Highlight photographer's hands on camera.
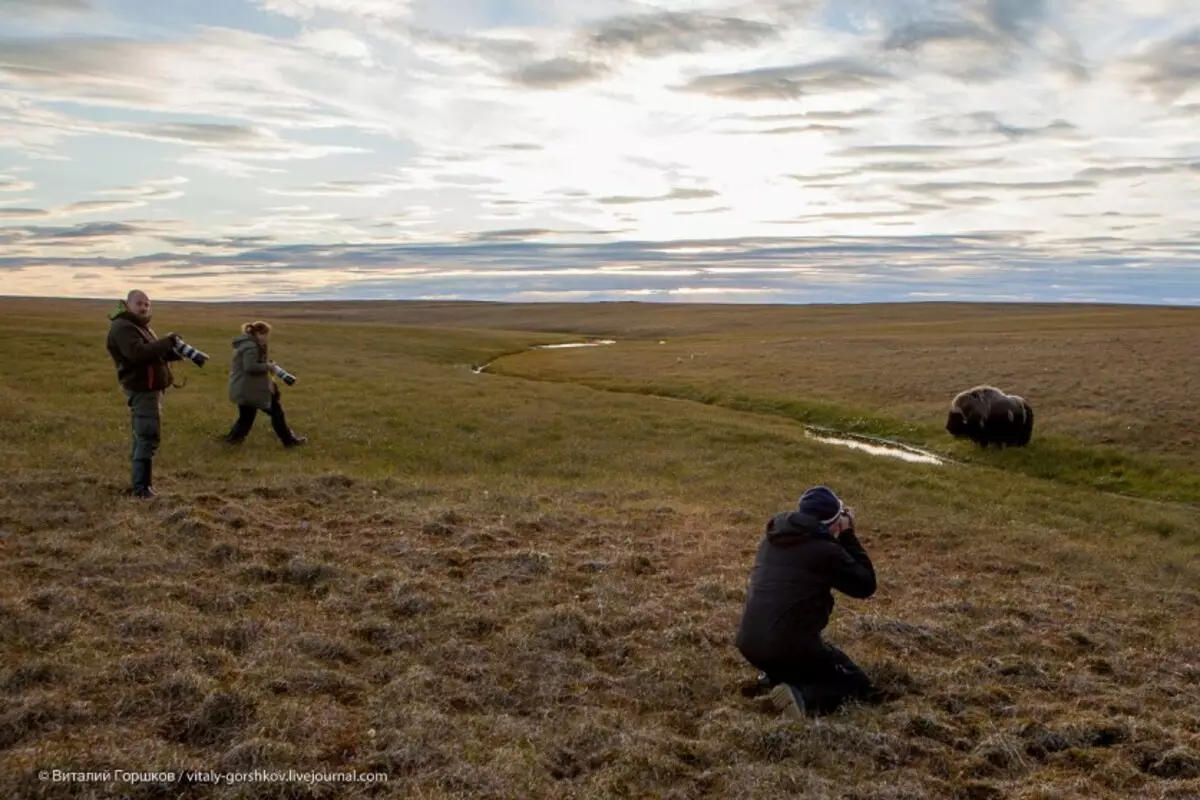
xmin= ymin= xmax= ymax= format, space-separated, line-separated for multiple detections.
xmin=830 ymin=506 xmax=857 ymax=540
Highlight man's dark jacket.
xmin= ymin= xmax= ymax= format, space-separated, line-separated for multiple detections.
xmin=735 ymin=510 xmax=876 ymax=667
xmin=106 ymin=306 xmax=179 ymax=392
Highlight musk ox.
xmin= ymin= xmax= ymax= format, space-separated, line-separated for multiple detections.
xmin=945 ymin=385 xmax=1034 ymax=448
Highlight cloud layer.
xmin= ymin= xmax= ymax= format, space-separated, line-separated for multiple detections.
xmin=0 ymin=0 xmax=1198 ymax=303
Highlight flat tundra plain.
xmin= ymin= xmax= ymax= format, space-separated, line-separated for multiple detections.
xmin=1 ymin=298 xmax=1198 ymax=800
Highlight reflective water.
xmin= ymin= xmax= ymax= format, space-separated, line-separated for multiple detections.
xmin=473 ymin=340 xmax=615 ymax=373
xmin=804 ymin=430 xmax=945 ymax=465
xmin=532 ymin=339 xmax=617 ymax=350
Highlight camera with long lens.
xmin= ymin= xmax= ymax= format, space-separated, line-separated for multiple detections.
xmin=270 ymin=363 xmax=297 ymax=386
xmin=172 ymin=337 xmax=208 ymax=367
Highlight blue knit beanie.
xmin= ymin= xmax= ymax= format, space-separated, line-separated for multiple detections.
xmin=798 ymin=485 xmax=844 ymax=524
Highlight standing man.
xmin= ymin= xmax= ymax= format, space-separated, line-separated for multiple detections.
xmin=735 ymin=485 xmax=879 ymax=717
xmin=105 ymin=290 xmax=180 ymax=498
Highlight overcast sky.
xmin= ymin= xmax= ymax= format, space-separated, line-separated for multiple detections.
xmin=1 ymin=0 xmax=1198 ymax=304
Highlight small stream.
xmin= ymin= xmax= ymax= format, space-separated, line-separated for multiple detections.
xmin=804 ymin=429 xmax=945 ymax=465
xmin=472 ymin=339 xmax=615 ymax=374
xmin=472 ymin=339 xmax=947 ymax=466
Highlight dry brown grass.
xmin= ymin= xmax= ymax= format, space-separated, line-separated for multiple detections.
xmin=3 ymin=473 xmax=1198 ymax=799
xmin=1 ymin=297 xmax=1198 ymax=799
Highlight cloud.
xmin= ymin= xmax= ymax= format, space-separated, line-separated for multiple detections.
xmin=677 ymin=205 xmax=731 ymax=215
xmin=680 ymin=58 xmax=894 ymax=100
xmin=297 ymin=29 xmax=374 ymax=64
xmin=108 ymin=123 xmax=368 ymax=170
xmin=127 ymin=123 xmax=264 ymax=145
xmin=0 ymin=175 xmax=183 ymax=223
xmin=507 ymin=58 xmax=610 ymax=89
xmin=921 ymin=112 xmax=1078 ymax=140
xmin=466 ymin=228 xmax=622 ymax=241
xmin=1075 ymin=163 xmax=1196 ymax=180
xmin=0 ymin=0 xmax=92 ymax=15
xmin=742 ymin=123 xmax=855 ymax=135
xmin=255 ymin=0 xmax=412 ymax=20
xmin=858 ymin=158 xmax=1008 ymax=174
xmin=871 ymin=0 xmax=1086 ymax=82
xmin=0 ymin=29 xmax=392 ymax=166
xmin=62 ymin=200 xmax=145 ymax=214
xmin=4 ymin=234 xmax=1194 ymax=306
xmin=98 ymin=176 xmax=188 ymax=201
xmin=883 ymin=20 xmax=1002 ymax=54
xmin=5 ymin=221 xmax=144 ymax=241
xmin=0 ymin=177 xmax=36 ymax=193
xmin=1129 ymin=27 xmax=1200 ymax=99
xmin=265 ymin=178 xmax=407 ymax=197
xmin=597 ymin=187 xmax=720 ymax=205
xmin=667 ymin=188 xmax=719 ymax=201
xmin=771 ymin=210 xmax=917 ymax=222
xmin=837 ymin=145 xmax=988 ymax=157
xmin=743 ymin=109 xmax=878 ymax=122
xmin=586 ymin=12 xmax=779 ymax=57
xmin=158 ymin=235 xmax=277 ymax=249
xmin=903 ymin=179 xmax=1097 ymax=195
xmin=501 ymin=10 xmax=784 ymax=90
xmin=2 ymin=0 xmax=1199 ymax=303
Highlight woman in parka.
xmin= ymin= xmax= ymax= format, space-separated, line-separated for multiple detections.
xmin=223 ymin=320 xmax=306 ymax=447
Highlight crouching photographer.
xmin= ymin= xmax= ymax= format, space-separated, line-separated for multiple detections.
xmin=223 ymin=320 xmax=306 ymax=448
xmin=106 ymin=289 xmax=206 ymax=498
xmin=735 ymin=486 xmax=881 ymax=717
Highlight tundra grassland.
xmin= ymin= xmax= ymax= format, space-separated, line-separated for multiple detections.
xmin=1 ymin=298 xmax=1198 ymax=800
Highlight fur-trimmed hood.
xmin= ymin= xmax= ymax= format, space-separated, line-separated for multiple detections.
xmin=108 ymin=299 xmax=153 ymax=327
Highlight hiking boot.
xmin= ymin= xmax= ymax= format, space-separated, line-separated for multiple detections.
xmin=768 ymin=683 xmax=808 ymax=720
xmin=131 ymin=459 xmax=156 ymax=498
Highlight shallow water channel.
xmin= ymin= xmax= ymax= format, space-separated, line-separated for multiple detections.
xmin=473 ymin=340 xmax=946 ymax=466
xmin=803 ymin=430 xmax=945 ymax=465
xmin=471 ymin=339 xmax=615 ymax=373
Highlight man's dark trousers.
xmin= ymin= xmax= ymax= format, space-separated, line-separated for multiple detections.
xmin=124 ymin=388 xmax=162 ymax=494
xmin=759 ymin=640 xmax=875 ymax=715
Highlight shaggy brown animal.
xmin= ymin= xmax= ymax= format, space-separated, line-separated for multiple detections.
xmin=945 ymin=385 xmax=1034 ymax=448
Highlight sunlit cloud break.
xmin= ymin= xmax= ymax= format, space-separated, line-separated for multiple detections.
xmin=0 ymin=0 xmax=1198 ymax=304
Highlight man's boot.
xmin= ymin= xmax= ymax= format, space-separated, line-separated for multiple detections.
xmin=767 ymin=683 xmax=808 ymax=720
xmin=131 ymin=459 xmax=155 ymax=498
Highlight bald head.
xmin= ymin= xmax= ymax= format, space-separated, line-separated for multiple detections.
xmin=125 ymin=290 xmax=150 ymax=318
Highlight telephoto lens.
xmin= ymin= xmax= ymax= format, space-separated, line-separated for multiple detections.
xmin=173 ymin=339 xmax=209 ymax=367
xmin=270 ymin=363 xmax=297 ymax=386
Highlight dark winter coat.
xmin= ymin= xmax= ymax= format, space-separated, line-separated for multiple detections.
xmin=735 ymin=511 xmax=876 ymax=668
xmin=228 ymin=333 xmax=273 ymax=410
xmin=105 ymin=306 xmax=179 ymax=392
